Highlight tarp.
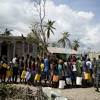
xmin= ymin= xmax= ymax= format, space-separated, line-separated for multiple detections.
xmin=47 ymin=47 xmax=81 ymax=54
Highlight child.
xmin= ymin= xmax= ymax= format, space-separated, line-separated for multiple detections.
xmin=6 ymin=63 xmax=13 ymax=83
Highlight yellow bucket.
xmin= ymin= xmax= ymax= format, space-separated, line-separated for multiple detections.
xmin=21 ymin=70 xmax=26 ymax=79
xmin=34 ymin=74 xmax=41 ymax=81
xmin=6 ymin=70 xmax=13 ymax=78
xmin=84 ymin=72 xmax=91 ymax=80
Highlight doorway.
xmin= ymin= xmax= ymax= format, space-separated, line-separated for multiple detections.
xmin=1 ymin=41 xmax=8 ymax=59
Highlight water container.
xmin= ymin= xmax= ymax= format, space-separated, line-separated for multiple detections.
xmin=34 ymin=74 xmax=41 ymax=81
xmin=55 ymin=97 xmax=68 ymax=100
xmin=25 ymin=71 xmax=31 ymax=81
xmin=53 ymin=75 xmax=59 ymax=82
xmin=84 ymin=72 xmax=91 ymax=80
xmin=76 ymin=77 xmax=82 ymax=85
xmin=21 ymin=70 xmax=26 ymax=79
xmin=59 ymin=80 xmax=65 ymax=89
xmin=66 ymin=77 xmax=72 ymax=85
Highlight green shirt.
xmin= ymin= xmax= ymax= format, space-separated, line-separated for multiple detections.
xmin=76 ymin=60 xmax=82 ymax=76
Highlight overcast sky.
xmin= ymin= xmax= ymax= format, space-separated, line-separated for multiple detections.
xmin=0 ymin=0 xmax=100 ymax=52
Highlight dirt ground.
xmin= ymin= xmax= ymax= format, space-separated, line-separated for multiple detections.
xmin=13 ymin=84 xmax=100 ymax=100
xmin=49 ymin=87 xmax=100 ymax=100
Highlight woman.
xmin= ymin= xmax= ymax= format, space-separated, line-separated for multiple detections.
xmin=50 ymin=59 xmax=58 ymax=88
xmin=34 ymin=57 xmax=41 ymax=85
xmin=40 ymin=58 xmax=44 ymax=80
xmin=19 ymin=56 xmax=25 ymax=82
xmin=2 ymin=61 xmax=8 ymax=82
xmin=82 ymin=57 xmax=90 ymax=87
xmin=58 ymin=60 xmax=64 ymax=80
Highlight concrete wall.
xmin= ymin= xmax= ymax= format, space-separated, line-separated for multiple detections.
xmin=88 ymin=52 xmax=100 ymax=60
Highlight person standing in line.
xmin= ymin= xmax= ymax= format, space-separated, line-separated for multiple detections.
xmin=86 ymin=58 xmax=93 ymax=77
xmin=12 ymin=57 xmax=19 ymax=83
xmin=92 ymin=57 xmax=97 ymax=86
xmin=58 ymin=60 xmax=63 ymax=79
xmin=82 ymin=57 xmax=88 ymax=87
xmin=29 ymin=56 xmax=33 ymax=69
xmin=76 ymin=57 xmax=82 ymax=77
xmin=19 ymin=56 xmax=25 ymax=82
xmin=31 ymin=58 xmax=36 ymax=84
xmin=95 ymin=55 xmax=100 ymax=92
xmin=12 ymin=54 xmax=17 ymax=65
xmin=92 ymin=58 xmax=97 ymax=68
xmin=35 ymin=57 xmax=41 ymax=74
xmin=2 ymin=61 xmax=8 ymax=82
xmin=71 ymin=61 xmax=77 ymax=86
xmin=44 ymin=54 xmax=50 ymax=84
xmin=51 ymin=59 xmax=58 ymax=88
xmin=34 ymin=57 xmax=41 ymax=85
xmin=25 ymin=54 xmax=30 ymax=69
xmin=12 ymin=55 xmax=17 ymax=83
xmin=40 ymin=58 xmax=44 ymax=81
xmin=0 ymin=61 xmax=3 ymax=82
xmin=86 ymin=58 xmax=94 ymax=86
xmin=6 ymin=62 xmax=13 ymax=83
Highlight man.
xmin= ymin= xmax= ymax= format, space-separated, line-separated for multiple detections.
xmin=95 ymin=55 xmax=100 ymax=92
xmin=86 ymin=58 xmax=93 ymax=77
xmin=44 ymin=54 xmax=50 ymax=83
xmin=12 ymin=55 xmax=18 ymax=83
xmin=12 ymin=54 xmax=18 ymax=65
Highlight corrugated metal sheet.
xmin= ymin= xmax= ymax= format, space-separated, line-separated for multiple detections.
xmin=47 ymin=47 xmax=81 ymax=54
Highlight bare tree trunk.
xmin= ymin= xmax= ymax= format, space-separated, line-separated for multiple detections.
xmin=33 ymin=0 xmax=47 ymax=57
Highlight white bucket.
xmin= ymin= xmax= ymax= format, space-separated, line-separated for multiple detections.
xmin=59 ymin=80 xmax=65 ymax=89
xmin=66 ymin=78 xmax=72 ymax=85
xmin=76 ymin=77 xmax=82 ymax=85
xmin=55 ymin=97 xmax=68 ymax=100
xmin=25 ymin=71 xmax=31 ymax=81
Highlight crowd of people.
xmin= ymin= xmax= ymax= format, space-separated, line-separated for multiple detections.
xmin=0 ymin=53 xmax=100 ymax=91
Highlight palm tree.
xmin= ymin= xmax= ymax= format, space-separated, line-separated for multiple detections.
xmin=58 ymin=32 xmax=71 ymax=48
xmin=27 ymin=32 xmax=40 ymax=45
xmin=72 ymin=40 xmax=80 ymax=51
xmin=3 ymin=28 xmax=12 ymax=36
xmin=45 ymin=20 xmax=55 ymax=39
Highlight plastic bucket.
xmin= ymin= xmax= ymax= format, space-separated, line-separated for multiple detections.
xmin=25 ymin=71 xmax=31 ymax=81
xmin=55 ymin=97 xmax=68 ymax=100
xmin=34 ymin=74 xmax=41 ymax=81
xmin=66 ymin=78 xmax=72 ymax=85
xmin=53 ymin=75 xmax=59 ymax=82
xmin=84 ymin=72 xmax=90 ymax=80
xmin=59 ymin=80 xmax=65 ymax=89
xmin=21 ymin=70 xmax=26 ymax=79
xmin=76 ymin=77 xmax=82 ymax=85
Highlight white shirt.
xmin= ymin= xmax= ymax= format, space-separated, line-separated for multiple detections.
xmin=12 ymin=57 xmax=17 ymax=64
xmin=73 ymin=64 xmax=77 ymax=71
xmin=86 ymin=61 xmax=92 ymax=69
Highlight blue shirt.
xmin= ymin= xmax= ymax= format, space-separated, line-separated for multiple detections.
xmin=58 ymin=64 xmax=62 ymax=75
xmin=44 ymin=58 xmax=49 ymax=72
